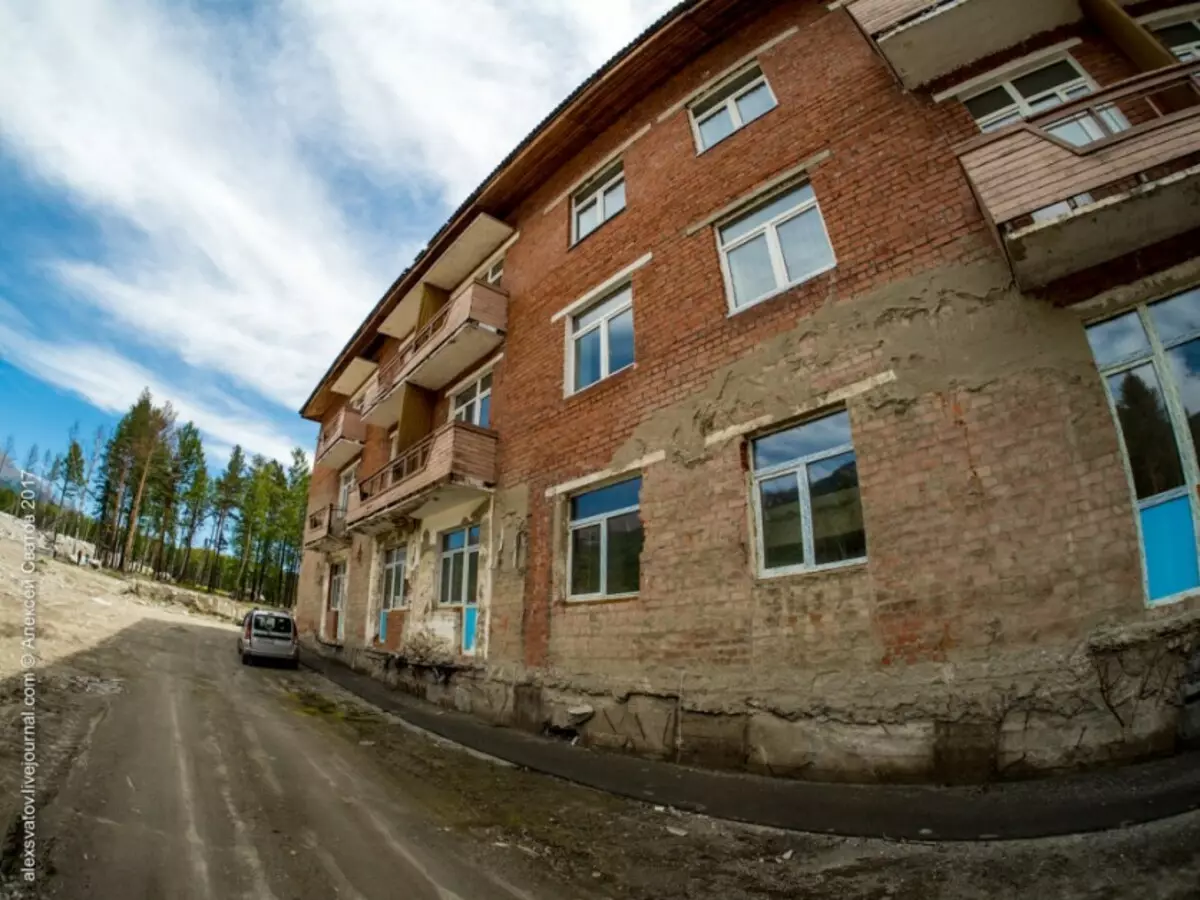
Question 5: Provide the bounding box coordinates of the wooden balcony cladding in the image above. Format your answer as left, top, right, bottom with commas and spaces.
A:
358, 281, 507, 427
956, 62, 1200, 288
392, 280, 507, 391
347, 422, 497, 528
303, 503, 348, 550
314, 406, 366, 470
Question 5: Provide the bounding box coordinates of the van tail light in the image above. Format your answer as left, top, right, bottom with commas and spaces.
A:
244, 619, 252, 640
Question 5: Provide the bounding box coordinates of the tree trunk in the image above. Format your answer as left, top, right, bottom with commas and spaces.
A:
207, 509, 227, 593
235, 524, 254, 600
122, 444, 157, 573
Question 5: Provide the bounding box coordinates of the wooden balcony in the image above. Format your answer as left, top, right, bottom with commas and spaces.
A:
314, 407, 365, 470
304, 504, 349, 551
957, 62, 1200, 290
346, 422, 497, 532
846, 0, 1137, 89
358, 282, 506, 427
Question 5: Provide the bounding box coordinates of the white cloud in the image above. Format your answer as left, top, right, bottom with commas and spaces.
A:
0, 0, 677, 419
0, 304, 302, 465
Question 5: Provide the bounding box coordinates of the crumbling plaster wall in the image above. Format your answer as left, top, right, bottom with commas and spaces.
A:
485, 258, 1200, 781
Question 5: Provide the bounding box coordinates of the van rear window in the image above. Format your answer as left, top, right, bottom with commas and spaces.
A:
253, 614, 293, 635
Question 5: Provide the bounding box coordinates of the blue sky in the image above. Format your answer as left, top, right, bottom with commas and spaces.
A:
0, 0, 674, 472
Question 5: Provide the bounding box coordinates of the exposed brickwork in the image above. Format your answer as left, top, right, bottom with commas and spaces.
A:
294, 0, 1200, 781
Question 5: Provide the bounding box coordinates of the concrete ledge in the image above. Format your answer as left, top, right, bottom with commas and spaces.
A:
301, 648, 1200, 842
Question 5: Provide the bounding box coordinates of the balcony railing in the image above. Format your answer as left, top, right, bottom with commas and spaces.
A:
359, 282, 508, 428
348, 421, 497, 528
957, 62, 1200, 288
315, 407, 366, 469
304, 504, 347, 549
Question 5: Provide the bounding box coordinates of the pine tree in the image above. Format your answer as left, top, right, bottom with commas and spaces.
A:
121, 390, 176, 573
207, 445, 246, 593
174, 424, 208, 585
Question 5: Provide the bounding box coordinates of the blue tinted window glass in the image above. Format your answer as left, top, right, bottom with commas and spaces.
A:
478, 394, 491, 428
574, 328, 602, 390
571, 477, 641, 521
753, 411, 852, 470
442, 529, 465, 551
608, 308, 634, 373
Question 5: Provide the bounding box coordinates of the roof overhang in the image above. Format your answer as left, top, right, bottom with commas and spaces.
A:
300, 0, 762, 422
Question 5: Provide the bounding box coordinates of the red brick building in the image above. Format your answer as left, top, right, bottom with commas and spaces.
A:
296, 0, 1200, 782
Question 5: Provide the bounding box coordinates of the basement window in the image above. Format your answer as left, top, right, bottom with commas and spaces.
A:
751, 409, 866, 576
717, 182, 835, 313
690, 64, 777, 152
568, 477, 643, 600
439, 525, 480, 607
572, 162, 626, 244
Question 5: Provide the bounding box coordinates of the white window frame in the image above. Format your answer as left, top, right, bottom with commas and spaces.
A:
381, 545, 407, 610
1151, 15, 1200, 61
1085, 292, 1200, 606
750, 411, 866, 579
567, 478, 642, 601
485, 257, 505, 286
451, 371, 493, 427
571, 163, 625, 244
688, 64, 778, 153
337, 463, 357, 512
438, 525, 480, 607
328, 561, 346, 611
715, 182, 836, 315
566, 284, 634, 395
960, 54, 1127, 139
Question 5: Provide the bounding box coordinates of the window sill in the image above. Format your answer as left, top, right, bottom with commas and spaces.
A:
564, 592, 639, 606
756, 557, 866, 582
727, 262, 837, 317
1147, 586, 1200, 608
564, 362, 637, 402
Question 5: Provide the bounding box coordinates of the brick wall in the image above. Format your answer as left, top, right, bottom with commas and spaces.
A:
296, 0, 1200, 779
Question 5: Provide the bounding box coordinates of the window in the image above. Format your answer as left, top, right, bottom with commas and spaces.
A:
485, 257, 505, 286
962, 58, 1130, 222
1085, 288, 1200, 603
569, 285, 634, 392
453, 372, 493, 427
690, 65, 777, 152
439, 525, 480, 606
337, 464, 357, 512
751, 410, 867, 575
962, 58, 1127, 144
382, 546, 407, 610
252, 613, 293, 636
717, 183, 835, 312
572, 163, 626, 243
568, 477, 643, 599
1154, 19, 1200, 61
328, 562, 346, 610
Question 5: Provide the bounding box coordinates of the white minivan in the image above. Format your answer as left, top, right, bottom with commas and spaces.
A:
237, 609, 300, 668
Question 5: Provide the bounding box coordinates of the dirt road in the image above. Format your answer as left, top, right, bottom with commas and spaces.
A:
5, 540, 1200, 899
34, 619, 559, 900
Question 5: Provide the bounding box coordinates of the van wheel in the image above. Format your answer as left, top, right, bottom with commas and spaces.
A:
241, 654, 251, 666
